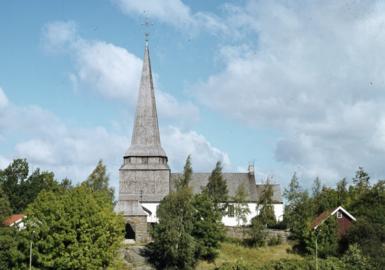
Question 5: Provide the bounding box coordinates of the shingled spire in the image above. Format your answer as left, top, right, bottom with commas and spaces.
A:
124, 44, 167, 158
119, 43, 170, 204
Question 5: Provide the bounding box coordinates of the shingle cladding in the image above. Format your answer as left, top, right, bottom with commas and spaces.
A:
124, 44, 166, 158
115, 200, 147, 216
255, 184, 283, 203
170, 173, 258, 201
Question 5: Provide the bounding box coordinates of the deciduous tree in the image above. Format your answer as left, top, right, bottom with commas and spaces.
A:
232, 182, 251, 226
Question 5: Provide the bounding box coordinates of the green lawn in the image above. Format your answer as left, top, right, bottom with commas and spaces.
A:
196, 243, 303, 270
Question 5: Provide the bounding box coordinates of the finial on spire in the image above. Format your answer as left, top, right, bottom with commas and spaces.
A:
141, 16, 153, 43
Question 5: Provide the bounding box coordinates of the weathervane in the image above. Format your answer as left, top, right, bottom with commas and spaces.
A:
141, 17, 153, 43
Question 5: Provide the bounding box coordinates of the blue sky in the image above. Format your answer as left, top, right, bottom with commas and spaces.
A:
1, 0, 385, 194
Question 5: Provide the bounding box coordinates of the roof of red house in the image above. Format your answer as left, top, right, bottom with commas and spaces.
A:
311, 206, 356, 229
3, 214, 25, 226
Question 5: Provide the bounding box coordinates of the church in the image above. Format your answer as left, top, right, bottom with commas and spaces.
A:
114, 42, 283, 242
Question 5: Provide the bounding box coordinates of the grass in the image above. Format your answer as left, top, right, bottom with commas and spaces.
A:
195, 243, 303, 270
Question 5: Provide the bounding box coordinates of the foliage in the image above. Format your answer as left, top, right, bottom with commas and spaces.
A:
0, 185, 19, 270
0, 185, 12, 225
231, 182, 251, 226
341, 217, 385, 268
282, 172, 306, 230
174, 154, 193, 190
14, 185, 125, 270
201, 161, 229, 217
0, 159, 61, 214
353, 167, 370, 195
192, 193, 225, 262
82, 159, 115, 205
150, 186, 197, 270
311, 177, 322, 215
255, 176, 277, 228
150, 155, 198, 269
247, 218, 268, 247
304, 215, 339, 258
341, 244, 370, 270
267, 235, 283, 246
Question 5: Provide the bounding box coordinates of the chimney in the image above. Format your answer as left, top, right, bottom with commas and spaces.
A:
248, 165, 254, 176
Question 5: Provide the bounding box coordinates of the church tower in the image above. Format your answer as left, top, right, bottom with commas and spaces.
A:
118, 44, 170, 203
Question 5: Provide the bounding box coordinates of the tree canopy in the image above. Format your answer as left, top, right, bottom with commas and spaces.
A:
202, 161, 229, 218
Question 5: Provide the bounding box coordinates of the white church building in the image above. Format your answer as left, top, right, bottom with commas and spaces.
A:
114, 42, 283, 241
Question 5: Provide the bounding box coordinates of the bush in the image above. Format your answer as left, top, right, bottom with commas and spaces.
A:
268, 235, 283, 246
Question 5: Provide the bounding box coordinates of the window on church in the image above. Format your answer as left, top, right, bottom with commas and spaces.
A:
228, 205, 234, 217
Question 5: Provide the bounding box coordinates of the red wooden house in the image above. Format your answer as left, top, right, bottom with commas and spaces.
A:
311, 206, 356, 238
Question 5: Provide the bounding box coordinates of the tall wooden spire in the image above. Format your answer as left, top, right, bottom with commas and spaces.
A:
124, 44, 166, 158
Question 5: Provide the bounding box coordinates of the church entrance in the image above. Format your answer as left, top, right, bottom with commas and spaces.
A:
125, 223, 135, 240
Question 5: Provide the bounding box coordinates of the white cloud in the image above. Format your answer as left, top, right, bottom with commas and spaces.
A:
111, 0, 229, 37
0, 87, 9, 112
0, 90, 230, 193
41, 20, 200, 128
193, 0, 385, 185
161, 126, 232, 172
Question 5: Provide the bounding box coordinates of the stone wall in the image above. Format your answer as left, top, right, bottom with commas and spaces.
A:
125, 216, 148, 243
226, 226, 291, 243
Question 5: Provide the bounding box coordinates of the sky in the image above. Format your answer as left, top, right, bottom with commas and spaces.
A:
1, 0, 385, 195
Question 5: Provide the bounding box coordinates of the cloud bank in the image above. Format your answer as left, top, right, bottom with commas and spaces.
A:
41, 20, 199, 128
192, 0, 385, 185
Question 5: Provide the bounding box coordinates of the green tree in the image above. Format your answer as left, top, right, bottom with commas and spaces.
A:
15, 186, 125, 270
312, 177, 323, 215
0, 159, 60, 214
150, 155, 198, 269
248, 217, 268, 247
353, 167, 370, 195
0, 185, 19, 270
191, 193, 225, 262
255, 177, 276, 228
336, 177, 350, 208
201, 161, 229, 218
82, 159, 115, 205
232, 182, 251, 226
283, 172, 307, 230
342, 244, 370, 270
59, 178, 73, 194
342, 217, 385, 268
305, 215, 339, 258
174, 155, 193, 190
0, 159, 29, 213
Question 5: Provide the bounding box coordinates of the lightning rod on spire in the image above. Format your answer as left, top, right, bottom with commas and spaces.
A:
141, 16, 153, 44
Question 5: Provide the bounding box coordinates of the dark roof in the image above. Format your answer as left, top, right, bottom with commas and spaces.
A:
311, 206, 356, 229
3, 214, 25, 226
255, 184, 283, 203
115, 200, 147, 216
170, 173, 258, 201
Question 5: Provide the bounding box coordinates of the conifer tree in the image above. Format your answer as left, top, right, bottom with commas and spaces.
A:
174, 154, 193, 190
353, 167, 370, 194
150, 155, 198, 269
82, 159, 115, 205
202, 161, 229, 218
192, 193, 225, 262
232, 182, 251, 226
256, 176, 276, 227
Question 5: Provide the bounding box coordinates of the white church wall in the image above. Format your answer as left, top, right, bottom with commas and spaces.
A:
141, 202, 160, 223
274, 204, 284, 222
142, 202, 284, 226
